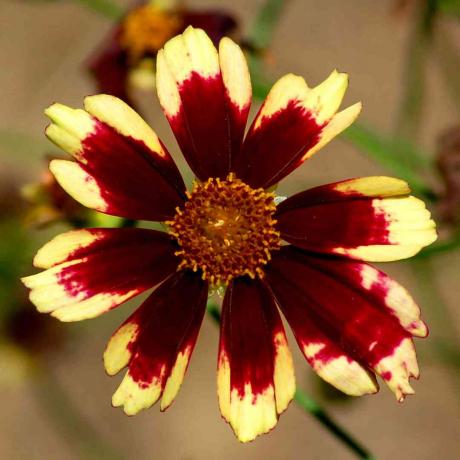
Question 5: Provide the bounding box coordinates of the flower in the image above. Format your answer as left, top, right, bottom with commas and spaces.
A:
88, 0, 237, 107
23, 27, 437, 442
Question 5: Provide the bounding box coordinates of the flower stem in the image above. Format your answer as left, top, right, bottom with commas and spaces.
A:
394, 0, 437, 143
247, 0, 288, 51
70, 0, 124, 20
30, 360, 125, 460
343, 124, 433, 200
206, 303, 375, 459
294, 390, 376, 460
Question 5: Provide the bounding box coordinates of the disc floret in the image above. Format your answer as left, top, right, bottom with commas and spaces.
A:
167, 174, 281, 285
120, 5, 182, 62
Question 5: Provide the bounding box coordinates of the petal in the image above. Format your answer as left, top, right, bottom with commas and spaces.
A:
156, 26, 251, 180
21, 228, 178, 322
234, 71, 361, 188
338, 262, 428, 337
276, 177, 437, 261
218, 278, 295, 443
109, 271, 207, 414
45, 96, 185, 221
266, 246, 424, 401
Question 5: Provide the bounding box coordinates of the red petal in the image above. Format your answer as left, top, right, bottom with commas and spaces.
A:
156, 27, 251, 181
266, 246, 422, 401
276, 177, 436, 261
45, 97, 186, 222
218, 278, 295, 442
109, 270, 208, 415
22, 228, 178, 322
233, 72, 360, 189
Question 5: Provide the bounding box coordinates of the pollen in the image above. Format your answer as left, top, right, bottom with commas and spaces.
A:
167, 174, 281, 286
119, 5, 183, 62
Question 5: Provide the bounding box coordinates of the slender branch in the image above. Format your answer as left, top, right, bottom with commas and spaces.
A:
206, 303, 375, 459
69, 0, 124, 20
395, 0, 437, 142
247, 0, 288, 50
30, 360, 125, 460
343, 124, 433, 200
294, 390, 376, 460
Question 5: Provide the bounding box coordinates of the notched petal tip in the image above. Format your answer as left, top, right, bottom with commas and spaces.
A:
374, 338, 420, 402
112, 372, 163, 416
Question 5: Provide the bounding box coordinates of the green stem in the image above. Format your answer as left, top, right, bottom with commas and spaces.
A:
247, 0, 288, 50
70, 0, 124, 20
395, 0, 437, 142
343, 124, 433, 200
294, 390, 376, 460
206, 303, 375, 459
31, 361, 124, 460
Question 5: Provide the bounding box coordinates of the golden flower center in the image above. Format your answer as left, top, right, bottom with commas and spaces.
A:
120, 5, 182, 62
167, 174, 281, 285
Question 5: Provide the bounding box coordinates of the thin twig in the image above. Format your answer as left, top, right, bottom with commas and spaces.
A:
294, 390, 376, 460
247, 0, 288, 50
394, 0, 437, 143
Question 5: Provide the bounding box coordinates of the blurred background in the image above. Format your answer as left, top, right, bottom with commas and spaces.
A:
1, 0, 460, 458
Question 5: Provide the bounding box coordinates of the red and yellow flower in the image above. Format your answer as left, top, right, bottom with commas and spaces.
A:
88, 0, 236, 107
23, 27, 436, 442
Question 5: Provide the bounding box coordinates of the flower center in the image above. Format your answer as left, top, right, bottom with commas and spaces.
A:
120, 5, 182, 62
167, 174, 281, 285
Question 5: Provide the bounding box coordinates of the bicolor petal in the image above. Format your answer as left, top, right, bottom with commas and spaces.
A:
22, 228, 178, 322
108, 271, 207, 414
45, 95, 185, 221
276, 176, 437, 261
156, 26, 251, 180
218, 278, 295, 443
234, 71, 361, 189
266, 246, 425, 401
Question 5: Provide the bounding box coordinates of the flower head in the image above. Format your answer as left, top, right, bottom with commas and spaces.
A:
88, 1, 237, 107
23, 27, 437, 442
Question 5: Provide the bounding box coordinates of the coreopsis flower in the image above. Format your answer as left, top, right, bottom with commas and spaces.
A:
88, 0, 236, 106
23, 27, 437, 442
